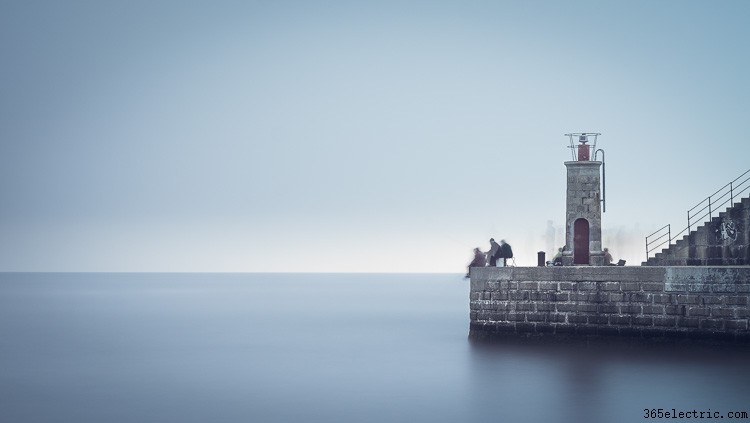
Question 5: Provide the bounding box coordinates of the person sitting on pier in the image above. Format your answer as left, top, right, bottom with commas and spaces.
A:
551, 247, 563, 266
465, 248, 487, 278
498, 239, 513, 266
486, 238, 500, 267
604, 248, 614, 266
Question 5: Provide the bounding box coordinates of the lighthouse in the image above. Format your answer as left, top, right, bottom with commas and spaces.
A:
562, 133, 604, 266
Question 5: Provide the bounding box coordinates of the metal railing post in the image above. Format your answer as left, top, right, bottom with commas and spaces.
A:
668, 224, 671, 244
708, 196, 712, 220
730, 182, 734, 205
594, 149, 605, 213
687, 211, 691, 233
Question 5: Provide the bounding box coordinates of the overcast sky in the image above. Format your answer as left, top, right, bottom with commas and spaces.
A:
1, 0, 749, 272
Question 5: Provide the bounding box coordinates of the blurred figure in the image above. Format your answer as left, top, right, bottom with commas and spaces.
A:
545, 220, 556, 258
603, 248, 614, 266
498, 239, 513, 266
550, 247, 563, 266
466, 248, 487, 278
486, 238, 500, 267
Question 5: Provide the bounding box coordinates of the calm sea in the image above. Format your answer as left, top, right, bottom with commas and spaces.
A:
1, 273, 748, 423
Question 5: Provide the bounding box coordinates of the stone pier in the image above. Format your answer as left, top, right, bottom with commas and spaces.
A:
469, 266, 750, 344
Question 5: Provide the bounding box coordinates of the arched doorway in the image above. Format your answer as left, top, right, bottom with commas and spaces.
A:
573, 218, 590, 264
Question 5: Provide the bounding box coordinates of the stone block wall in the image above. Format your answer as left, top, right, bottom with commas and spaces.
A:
469, 266, 750, 343
563, 161, 603, 265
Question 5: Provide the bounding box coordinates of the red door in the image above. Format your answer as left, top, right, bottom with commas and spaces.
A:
574, 218, 589, 264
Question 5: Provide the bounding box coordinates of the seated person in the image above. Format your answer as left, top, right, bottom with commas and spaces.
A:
498, 240, 513, 266
551, 247, 563, 266
465, 248, 487, 278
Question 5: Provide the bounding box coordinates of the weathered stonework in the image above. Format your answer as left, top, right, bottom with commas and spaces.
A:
562, 161, 604, 266
469, 266, 750, 344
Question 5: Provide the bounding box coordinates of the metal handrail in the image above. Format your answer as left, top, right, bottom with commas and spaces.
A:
646, 224, 671, 257
688, 173, 750, 231
646, 168, 750, 261
645, 224, 669, 241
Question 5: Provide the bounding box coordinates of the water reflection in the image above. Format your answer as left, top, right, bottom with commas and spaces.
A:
1, 273, 748, 423
468, 339, 750, 423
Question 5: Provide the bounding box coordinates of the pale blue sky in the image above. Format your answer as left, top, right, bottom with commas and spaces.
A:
1, 0, 749, 271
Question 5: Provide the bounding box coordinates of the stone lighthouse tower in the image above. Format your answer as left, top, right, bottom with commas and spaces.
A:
562, 133, 604, 266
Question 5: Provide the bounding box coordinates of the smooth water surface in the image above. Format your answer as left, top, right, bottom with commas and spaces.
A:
1, 273, 748, 423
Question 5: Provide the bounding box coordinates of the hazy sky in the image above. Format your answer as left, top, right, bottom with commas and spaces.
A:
2, 0, 749, 272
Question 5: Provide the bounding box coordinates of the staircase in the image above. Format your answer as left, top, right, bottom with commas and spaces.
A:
644, 169, 750, 266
